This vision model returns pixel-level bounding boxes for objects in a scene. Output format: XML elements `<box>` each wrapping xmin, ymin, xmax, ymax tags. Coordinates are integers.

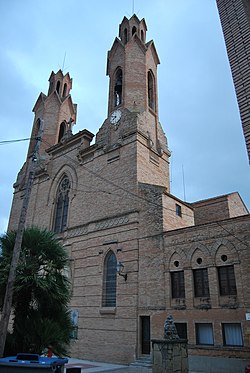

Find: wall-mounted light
<box><xmin>117</xmin><ymin>261</ymin><xmax>127</xmax><ymax>281</ymax></box>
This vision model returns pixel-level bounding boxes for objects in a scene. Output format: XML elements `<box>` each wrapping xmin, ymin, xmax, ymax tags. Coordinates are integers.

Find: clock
<box><xmin>110</xmin><ymin>109</ymin><xmax>122</xmax><ymax>124</ymax></box>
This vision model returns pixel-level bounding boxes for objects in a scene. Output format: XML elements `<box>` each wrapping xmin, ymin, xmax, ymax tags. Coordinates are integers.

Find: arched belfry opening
<box><xmin>114</xmin><ymin>68</ymin><xmax>123</xmax><ymax>107</ymax></box>
<box><xmin>132</xmin><ymin>26</ymin><xmax>137</xmax><ymax>36</ymax></box>
<box><xmin>124</xmin><ymin>28</ymin><xmax>128</xmax><ymax>44</ymax></box>
<box><xmin>141</xmin><ymin>29</ymin><xmax>145</xmax><ymax>42</ymax></box>
<box><xmin>62</xmin><ymin>83</ymin><xmax>67</xmax><ymax>97</ymax></box>
<box><xmin>58</xmin><ymin>122</ymin><xmax>66</xmax><ymax>142</ymax></box>
<box><xmin>56</xmin><ymin>81</ymin><xmax>61</xmax><ymax>94</ymax></box>
<box><xmin>148</xmin><ymin>70</ymin><xmax>155</xmax><ymax>111</ymax></box>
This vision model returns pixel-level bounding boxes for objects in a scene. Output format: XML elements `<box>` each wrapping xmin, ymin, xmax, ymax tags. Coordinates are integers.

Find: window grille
<box><xmin>218</xmin><ymin>265</ymin><xmax>237</xmax><ymax>296</ymax></box>
<box><xmin>193</xmin><ymin>268</ymin><xmax>210</xmax><ymax>297</ymax></box>
<box><xmin>171</xmin><ymin>271</ymin><xmax>185</xmax><ymax>298</ymax></box>
<box><xmin>102</xmin><ymin>251</ymin><xmax>117</xmax><ymax>307</ymax></box>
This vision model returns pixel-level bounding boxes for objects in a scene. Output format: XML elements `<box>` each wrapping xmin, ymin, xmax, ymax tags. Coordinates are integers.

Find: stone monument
<box><xmin>151</xmin><ymin>315</ymin><xmax>189</xmax><ymax>373</ymax></box>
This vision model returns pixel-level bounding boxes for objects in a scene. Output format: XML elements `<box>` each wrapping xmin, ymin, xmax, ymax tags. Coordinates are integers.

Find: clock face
<box><xmin>110</xmin><ymin>109</ymin><xmax>122</xmax><ymax>124</ymax></box>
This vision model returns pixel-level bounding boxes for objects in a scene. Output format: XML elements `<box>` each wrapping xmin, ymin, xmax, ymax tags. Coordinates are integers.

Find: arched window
<box><xmin>102</xmin><ymin>251</ymin><xmax>117</xmax><ymax>307</ymax></box>
<box><xmin>114</xmin><ymin>68</ymin><xmax>123</xmax><ymax>107</ymax></box>
<box><xmin>54</xmin><ymin>175</ymin><xmax>70</xmax><ymax>233</ymax></box>
<box><xmin>124</xmin><ymin>28</ymin><xmax>128</xmax><ymax>44</ymax></box>
<box><xmin>132</xmin><ymin>26</ymin><xmax>137</xmax><ymax>36</ymax></box>
<box><xmin>148</xmin><ymin>70</ymin><xmax>155</xmax><ymax>111</ymax></box>
<box><xmin>141</xmin><ymin>30</ymin><xmax>145</xmax><ymax>42</ymax></box>
<box><xmin>58</xmin><ymin>122</ymin><xmax>66</xmax><ymax>142</ymax></box>
<box><xmin>62</xmin><ymin>83</ymin><xmax>67</xmax><ymax>97</ymax></box>
<box><xmin>56</xmin><ymin>81</ymin><xmax>61</xmax><ymax>94</ymax></box>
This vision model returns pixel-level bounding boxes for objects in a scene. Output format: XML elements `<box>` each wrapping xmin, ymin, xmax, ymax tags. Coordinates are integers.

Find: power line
<box><xmin>0</xmin><ymin>138</ymin><xmax>32</xmax><ymax>145</ymax></box>
<box><xmin>41</xmin><ymin>138</ymin><xmax>195</xmax><ymax>219</ymax></box>
<box><xmin>3</xmin><ymin>135</ymin><xmax>249</xmax><ymax>248</ymax></box>
<box><xmin>41</xmin><ymin>137</ymin><xmax>250</xmax><ymax>250</ymax></box>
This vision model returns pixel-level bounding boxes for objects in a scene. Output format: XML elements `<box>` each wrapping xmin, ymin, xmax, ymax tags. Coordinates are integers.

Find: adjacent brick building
<box><xmin>216</xmin><ymin>0</ymin><xmax>250</xmax><ymax>163</ymax></box>
<box><xmin>7</xmin><ymin>14</ymin><xmax>250</xmax><ymax>372</ymax></box>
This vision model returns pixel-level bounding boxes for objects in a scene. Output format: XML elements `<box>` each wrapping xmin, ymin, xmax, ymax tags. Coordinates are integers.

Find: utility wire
<box><xmin>0</xmin><ymin>138</ymin><xmax>32</xmax><ymax>145</ymax></box>
<box><xmin>3</xmin><ymin>136</ymin><xmax>249</xmax><ymax>248</ymax></box>
<box><xmin>41</xmin><ymin>137</ymin><xmax>250</xmax><ymax>250</ymax></box>
<box><xmin>42</xmin><ymin>138</ymin><xmax>195</xmax><ymax>219</ymax></box>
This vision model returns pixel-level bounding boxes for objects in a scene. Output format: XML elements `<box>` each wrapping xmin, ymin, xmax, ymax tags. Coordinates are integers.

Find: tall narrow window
<box><xmin>56</xmin><ymin>81</ymin><xmax>61</xmax><ymax>94</ymax></box>
<box><xmin>62</xmin><ymin>83</ymin><xmax>67</xmax><ymax>97</ymax></box>
<box><xmin>171</xmin><ymin>271</ymin><xmax>185</xmax><ymax>298</ymax></box>
<box><xmin>132</xmin><ymin>26</ymin><xmax>137</xmax><ymax>35</ymax></box>
<box><xmin>114</xmin><ymin>68</ymin><xmax>123</xmax><ymax>107</ymax></box>
<box><xmin>124</xmin><ymin>28</ymin><xmax>128</xmax><ymax>44</ymax></box>
<box><xmin>58</xmin><ymin>122</ymin><xmax>66</xmax><ymax>142</ymax></box>
<box><xmin>54</xmin><ymin>176</ymin><xmax>70</xmax><ymax>233</ymax></box>
<box><xmin>193</xmin><ymin>268</ymin><xmax>210</xmax><ymax>297</ymax></box>
<box><xmin>148</xmin><ymin>70</ymin><xmax>155</xmax><ymax>111</ymax></box>
<box><xmin>218</xmin><ymin>265</ymin><xmax>237</xmax><ymax>296</ymax></box>
<box><xmin>141</xmin><ymin>30</ymin><xmax>145</xmax><ymax>42</ymax></box>
<box><xmin>176</xmin><ymin>204</ymin><xmax>182</xmax><ymax>217</ymax></box>
<box><xmin>102</xmin><ymin>251</ymin><xmax>117</xmax><ymax>307</ymax></box>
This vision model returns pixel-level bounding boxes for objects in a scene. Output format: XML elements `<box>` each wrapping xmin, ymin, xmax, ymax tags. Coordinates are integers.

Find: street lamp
<box><xmin>116</xmin><ymin>261</ymin><xmax>127</xmax><ymax>281</ymax></box>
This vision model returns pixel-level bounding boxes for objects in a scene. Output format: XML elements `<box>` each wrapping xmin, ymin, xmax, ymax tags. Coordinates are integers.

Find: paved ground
<box><xmin>65</xmin><ymin>358</ymin><xmax>152</xmax><ymax>372</ymax></box>
<box><xmin>98</xmin><ymin>368</ymin><xmax>151</xmax><ymax>372</ymax></box>
<box><xmin>65</xmin><ymin>358</ymin><xmax>199</xmax><ymax>372</ymax></box>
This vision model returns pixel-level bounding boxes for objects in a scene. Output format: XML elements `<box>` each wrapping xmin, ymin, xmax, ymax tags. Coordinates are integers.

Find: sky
<box><xmin>0</xmin><ymin>0</ymin><xmax>249</xmax><ymax>235</ymax></box>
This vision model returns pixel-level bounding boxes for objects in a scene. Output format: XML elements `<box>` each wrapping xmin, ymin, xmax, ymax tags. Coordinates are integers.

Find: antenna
<box><xmin>62</xmin><ymin>52</ymin><xmax>66</xmax><ymax>72</ymax></box>
<box><xmin>132</xmin><ymin>0</ymin><xmax>134</xmax><ymax>14</ymax></box>
<box><xmin>182</xmin><ymin>164</ymin><xmax>186</xmax><ymax>202</ymax></box>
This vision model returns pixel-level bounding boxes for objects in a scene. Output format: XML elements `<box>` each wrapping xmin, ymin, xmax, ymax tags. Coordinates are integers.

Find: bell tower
<box><xmin>97</xmin><ymin>14</ymin><xmax>171</xmax><ymax>191</ymax></box>
<box><xmin>107</xmin><ymin>14</ymin><xmax>159</xmax><ymax>116</ymax></box>
<box><xmin>27</xmin><ymin>69</ymin><xmax>77</xmax><ymax>160</ymax></box>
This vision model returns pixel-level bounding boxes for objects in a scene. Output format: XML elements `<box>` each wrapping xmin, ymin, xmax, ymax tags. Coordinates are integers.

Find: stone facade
<box><xmin>216</xmin><ymin>0</ymin><xmax>250</xmax><ymax>163</ymax></box>
<box><xmin>7</xmin><ymin>13</ymin><xmax>250</xmax><ymax>370</ymax></box>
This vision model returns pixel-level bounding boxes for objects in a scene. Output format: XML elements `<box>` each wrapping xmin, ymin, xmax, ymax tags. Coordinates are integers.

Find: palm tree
<box><xmin>0</xmin><ymin>227</ymin><xmax>72</xmax><ymax>356</ymax></box>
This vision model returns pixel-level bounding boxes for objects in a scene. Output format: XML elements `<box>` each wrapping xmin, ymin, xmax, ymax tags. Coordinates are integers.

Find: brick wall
<box><xmin>216</xmin><ymin>0</ymin><xmax>250</xmax><ymax>163</ymax></box>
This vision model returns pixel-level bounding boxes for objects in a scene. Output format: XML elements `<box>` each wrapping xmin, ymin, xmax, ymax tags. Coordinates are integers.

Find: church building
<box><xmin>8</xmin><ymin>14</ymin><xmax>250</xmax><ymax>371</ymax></box>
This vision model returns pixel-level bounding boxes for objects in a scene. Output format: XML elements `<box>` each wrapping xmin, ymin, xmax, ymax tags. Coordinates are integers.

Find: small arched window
<box><xmin>132</xmin><ymin>26</ymin><xmax>137</xmax><ymax>36</ymax></box>
<box><xmin>62</xmin><ymin>83</ymin><xmax>67</xmax><ymax>97</ymax></box>
<box><xmin>141</xmin><ymin>30</ymin><xmax>145</xmax><ymax>42</ymax></box>
<box><xmin>56</xmin><ymin>81</ymin><xmax>61</xmax><ymax>94</ymax></box>
<box><xmin>54</xmin><ymin>175</ymin><xmax>70</xmax><ymax>233</ymax></box>
<box><xmin>102</xmin><ymin>251</ymin><xmax>117</xmax><ymax>307</ymax></box>
<box><xmin>148</xmin><ymin>70</ymin><xmax>155</xmax><ymax>111</ymax></box>
<box><xmin>124</xmin><ymin>28</ymin><xmax>128</xmax><ymax>44</ymax></box>
<box><xmin>58</xmin><ymin>122</ymin><xmax>66</xmax><ymax>142</ymax></box>
<box><xmin>114</xmin><ymin>68</ymin><xmax>123</xmax><ymax>107</ymax></box>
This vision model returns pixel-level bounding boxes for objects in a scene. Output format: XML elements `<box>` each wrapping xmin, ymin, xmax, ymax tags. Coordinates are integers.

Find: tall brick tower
<box><xmin>216</xmin><ymin>0</ymin><xmax>250</xmax><ymax>163</ymax></box>
<box><xmin>27</xmin><ymin>70</ymin><xmax>77</xmax><ymax>160</ymax></box>
<box><xmin>96</xmin><ymin>14</ymin><xmax>171</xmax><ymax>190</ymax></box>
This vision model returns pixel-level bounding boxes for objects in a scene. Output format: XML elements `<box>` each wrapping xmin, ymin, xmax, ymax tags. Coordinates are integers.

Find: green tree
<box><xmin>0</xmin><ymin>227</ymin><xmax>72</xmax><ymax>356</ymax></box>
